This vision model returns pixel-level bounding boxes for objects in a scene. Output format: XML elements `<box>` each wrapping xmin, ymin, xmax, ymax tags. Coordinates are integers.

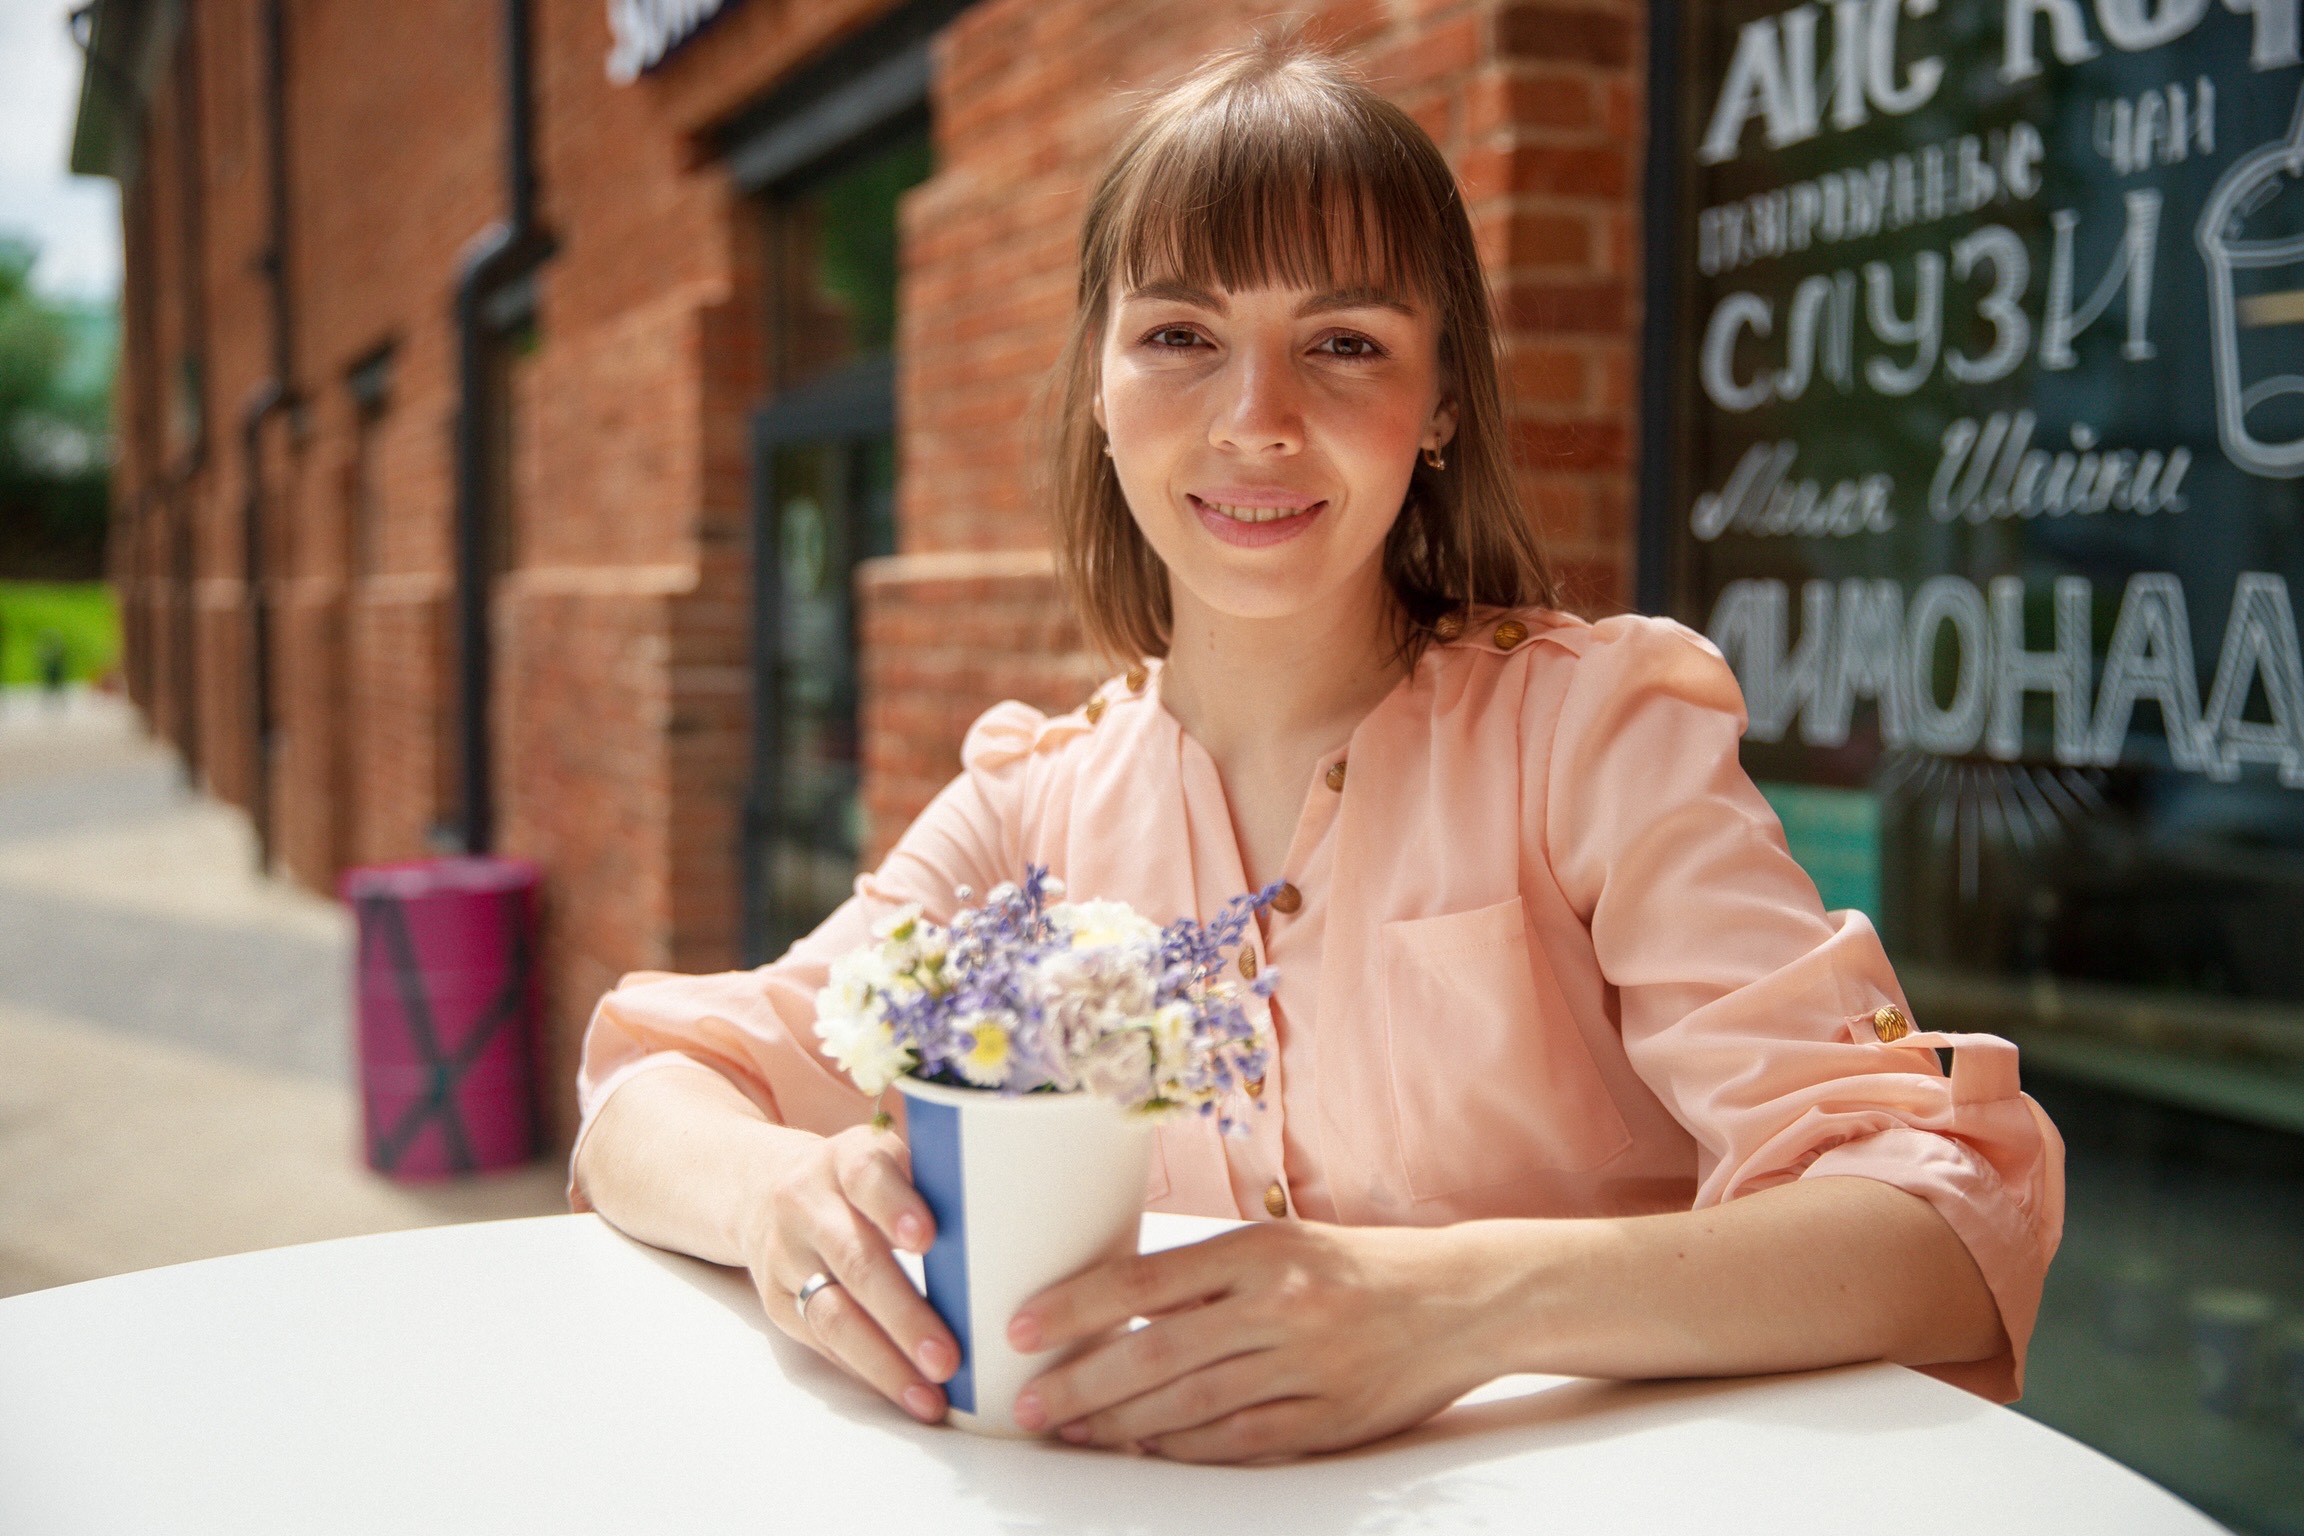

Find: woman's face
<box><xmin>1094</xmin><ymin>275</ymin><xmax>1454</xmax><ymax>628</ymax></box>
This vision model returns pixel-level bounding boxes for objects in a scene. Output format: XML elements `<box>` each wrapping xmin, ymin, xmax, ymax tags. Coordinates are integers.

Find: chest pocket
<box><xmin>1381</xmin><ymin>896</ymin><xmax>1631</xmax><ymax>1199</ymax></box>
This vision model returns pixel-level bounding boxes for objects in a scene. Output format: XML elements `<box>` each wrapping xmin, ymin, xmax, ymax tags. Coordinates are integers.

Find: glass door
<box><xmin>744</xmin><ymin>128</ymin><xmax>928</xmax><ymax>963</ymax></box>
<box><xmin>752</xmin><ymin>430</ymin><xmax>895</xmax><ymax>959</ymax></box>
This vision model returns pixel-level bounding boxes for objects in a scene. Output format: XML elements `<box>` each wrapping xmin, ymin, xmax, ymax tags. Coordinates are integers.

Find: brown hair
<box><xmin>1045</xmin><ymin>28</ymin><xmax>1557</xmax><ymax>666</ymax></box>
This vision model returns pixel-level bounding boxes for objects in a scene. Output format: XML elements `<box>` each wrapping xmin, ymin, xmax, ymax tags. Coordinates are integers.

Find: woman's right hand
<box><xmin>741</xmin><ymin>1119</ymin><xmax>959</xmax><ymax>1423</ymax></box>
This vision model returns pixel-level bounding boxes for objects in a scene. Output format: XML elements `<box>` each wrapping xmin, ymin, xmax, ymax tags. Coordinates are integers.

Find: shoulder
<box><xmin>1425</xmin><ymin>606</ymin><xmax>1748</xmax><ymax>749</ymax></box>
<box><xmin>958</xmin><ymin>663</ymin><xmax>1160</xmax><ymax>778</ymax></box>
<box><xmin>1430</xmin><ymin>606</ymin><xmax>1735</xmax><ymax>697</ymax></box>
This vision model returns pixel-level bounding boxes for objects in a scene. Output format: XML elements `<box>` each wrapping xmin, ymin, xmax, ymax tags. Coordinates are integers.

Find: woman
<box><xmin>572</xmin><ymin>34</ymin><xmax>2063</xmax><ymax>1464</ymax></box>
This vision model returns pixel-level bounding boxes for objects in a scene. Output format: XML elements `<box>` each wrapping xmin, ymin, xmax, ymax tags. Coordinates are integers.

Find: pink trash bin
<box><xmin>342</xmin><ymin>857</ymin><xmax>543</xmax><ymax>1179</ymax></box>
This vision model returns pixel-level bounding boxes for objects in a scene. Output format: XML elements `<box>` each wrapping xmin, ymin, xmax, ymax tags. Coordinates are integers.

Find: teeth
<box><xmin>1206</xmin><ymin>501</ymin><xmax>1310</xmax><ymax>524</ymax></box>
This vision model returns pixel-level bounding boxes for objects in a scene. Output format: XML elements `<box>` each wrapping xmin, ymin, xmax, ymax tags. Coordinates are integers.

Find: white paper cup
<box><xmin>897</xmin><ymin>1076</ymin><xmax>1154</xmax><ymax>1436</ymax></box>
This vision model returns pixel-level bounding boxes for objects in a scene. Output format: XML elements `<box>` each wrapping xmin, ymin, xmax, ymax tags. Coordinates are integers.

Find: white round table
<box><xmin>0</xmin><ymin>1213</ymin><xmax>2224</xmax><ymax>1534</ymax></box>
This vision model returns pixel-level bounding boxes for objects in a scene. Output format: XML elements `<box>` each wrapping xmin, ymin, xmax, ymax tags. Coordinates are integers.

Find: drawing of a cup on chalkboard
<box><xmin>2197</xmin><ymin>85</ymin><xmax>2304</xmax><ymax>478</ymax></box>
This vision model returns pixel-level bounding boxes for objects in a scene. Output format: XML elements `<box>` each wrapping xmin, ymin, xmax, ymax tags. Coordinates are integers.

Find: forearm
<box><xmin>573</xmin><ymin>1063</ymin><xmax>818</xmax><ymax>1267</ymax></box>
<box><xmin>1448</xmin><ymin>1176</ymin><xmax>2006</xmax><ymax>1383</ymax></box>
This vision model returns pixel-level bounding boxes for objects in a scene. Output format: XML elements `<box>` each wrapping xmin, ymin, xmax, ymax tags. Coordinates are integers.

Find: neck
<box><xmin>1156</xmin><ymin>567</ymin><xmax>1407</xmax><ymax>762</ymax></box>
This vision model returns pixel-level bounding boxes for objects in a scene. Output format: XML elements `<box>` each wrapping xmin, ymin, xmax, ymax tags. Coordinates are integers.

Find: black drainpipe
<box><xmin>450</xmin><ymin>0</ymin><xmax>552</xmax><ymax>855</ymax></box>
<box><xmin>241</xmin><ymin>0</ymin><xmax>292</xmax><ymax>869</ymax></box>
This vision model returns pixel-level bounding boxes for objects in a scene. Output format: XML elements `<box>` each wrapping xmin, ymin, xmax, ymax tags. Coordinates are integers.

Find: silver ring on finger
<box><xmin>795</xmin><ymin>1270</ymin><xmax>841</xmax><ymax>1320</ymax></box>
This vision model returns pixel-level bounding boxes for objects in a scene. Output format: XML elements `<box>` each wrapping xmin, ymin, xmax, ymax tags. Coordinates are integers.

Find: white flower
<box><xmin>1051</xmin><ymin>899</ymin><xmax>1161</xmax><ymax>951</ymax></box>
<box><xmin>815</xmin><ymin>948</ymin><xmax>917</xmax><ymax>1095</ymax></box>
<box><xmin>1145</xmin><ymin>1001</ymin><xmax>1198</xmax><ymax>1080</ymax></box>
<box><xmin>818</xmin><ymin>948</ymin><xmax>885</xmax><ymax>1025</ymax></box>
<box><xmin>871</xmin><ymin>903</ymin><xmax>925</xmax><ymax>943</ymax></box>
<box><xmin>1030</xmin><ymin>944</ymin><xmax>1156</xmax><ymax>1054</ymax></box>
<box><xmin>813</xmin><ymin>1005</ymin><xmax>913</xmax><ymax>1096</ymax></box>
<box><xmin>954</xmin><ymin>1009</ymin><xmax>1017</xmax><ymax>1088</ymax></box>
<box><xmin>1075</xmin><ymin>1030</ymin><xmax>1154</xmax><ymax>1105</ymax></box>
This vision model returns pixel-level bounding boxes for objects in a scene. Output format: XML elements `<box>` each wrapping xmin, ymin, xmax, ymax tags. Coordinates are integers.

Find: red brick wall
<box><xmin>857</xmin><ymin>551</ymin><xmax>1104</xmax><ymax>864</ymax></box>
<box><xmin>107</xmin><ymin>0</ymin><xmax>1648</xmax><ymax>1146</ymax></box>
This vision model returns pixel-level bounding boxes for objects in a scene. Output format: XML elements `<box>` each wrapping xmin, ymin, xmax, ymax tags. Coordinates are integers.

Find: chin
<box><xmin>1172</xmin><ymin>563</ymin><xmax>1351</xmax><ymax>625</ymax></box>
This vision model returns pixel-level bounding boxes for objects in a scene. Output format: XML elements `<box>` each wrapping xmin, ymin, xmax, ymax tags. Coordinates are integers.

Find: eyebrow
<box><xmin>1121</xmin><ymin>280</ymin><xmax>1417</xmax><ymax>318</ymax></box>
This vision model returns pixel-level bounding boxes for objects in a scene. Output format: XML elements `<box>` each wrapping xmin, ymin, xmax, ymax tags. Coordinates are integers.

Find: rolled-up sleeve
<box><xmin>1542</xmin><ymin>615</ymin><xmax>2065</xmax><ymax>1400</ymax></box>
<box><xmin>568</xmin><ymin>700</ymin><xmax>1049</xmax><ymax>1207</ymax></box>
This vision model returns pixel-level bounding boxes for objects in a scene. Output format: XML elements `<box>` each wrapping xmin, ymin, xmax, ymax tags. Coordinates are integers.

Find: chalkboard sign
<box><xmin>1658</xmin><ymin>0</ymin><xmax>2304</xmax><ymax>1002</ymax></box>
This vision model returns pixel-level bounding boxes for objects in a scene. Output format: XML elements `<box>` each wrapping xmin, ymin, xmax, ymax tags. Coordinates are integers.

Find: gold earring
<box><xmin>1422</xmin><ymin>444</ymin><xmax>1446</xmax><ymax>470</ymax></box>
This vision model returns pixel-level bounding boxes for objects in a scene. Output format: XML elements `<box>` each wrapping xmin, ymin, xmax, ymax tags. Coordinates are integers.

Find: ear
<box><xmin>1425</xmin><ymin>396</ymin><xmax>1458</xmax><ymax>453</ymax></box>
<box><xmin>1092</xmin><ymin>391</ymin><xmax>1107</xmax><ymax>434</ymax></box>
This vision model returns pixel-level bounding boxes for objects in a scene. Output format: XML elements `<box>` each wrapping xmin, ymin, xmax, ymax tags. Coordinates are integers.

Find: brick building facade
<box><xmin>74</xmin><ymin>0</ymin><xmax>1648</xmax><ymax>1140</ymax></box>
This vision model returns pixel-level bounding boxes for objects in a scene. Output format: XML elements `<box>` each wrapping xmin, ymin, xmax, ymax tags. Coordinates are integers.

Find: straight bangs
<box><xmin>1092</xmin><ymin>84</ymin><xmax>1455</xmax><ymax>319</ymax></box>
<box><xmin>1049</xmin><ymin>33</ymin><xmax>1559</xmax><ymax>667</ymax></box>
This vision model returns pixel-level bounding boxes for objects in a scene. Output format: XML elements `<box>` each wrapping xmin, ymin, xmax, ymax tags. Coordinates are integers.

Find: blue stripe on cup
<box><xmin>906</xmin><ymin>1093</ymin><xmax>974</xmax><ymax>1414</ymax></box>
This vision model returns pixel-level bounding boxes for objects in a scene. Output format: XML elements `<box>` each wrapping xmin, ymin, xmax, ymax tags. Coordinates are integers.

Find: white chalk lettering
<box><xmin>2201</xmin><ymin>573</ymin><xmax>2304</xmax><ymax>784</ymax></box>
<box><xmin>2042</xmin><ymin>189</ymin><xmax>2162</xmax><ymax>367</ymax></box>
<box><xmin>1864</xmin><ymin>253</ymin><xmax>1945</xmax><ymax>394</ymax></box>
<box><xmin>1947</xmin><ymin>225</ymin><xmax>2032</xmax><ymax>382</ymax></box>
<box><xmin>2003</xmin><ymin>0</ymin><xmax>2101</xmax><ymax>79</ymax></box>
<box><xmin>1931</xmin><ymin>414</ymin><xmax>2194</xmax><ymax>520</ymax></box>
<box><xmin>1990</xmin><ymin>575</ymin><xmax>2096</xmax><ymax>762</ymax></box>
<box><xmin>1690</xmin><ymin>441</ymin><xmax>1899</xmax><ymax>539</ymax></box>
<box><xmin>1701</xmin><ymin>292</ymin><xmax>1779</xmax><ymax>411</ymax></box>
<box><xmin>1698</xmin><ymin>126</ymin><xmax>2045</xmax><ymax>276</ymax></box>
<box><xmin>2091</xmin><ymin>573</ymin><xmax>2210</xmax><ymax>769</ymax></box>
<box><xmin>1702</xmin><ymin>0</ymin><xmax>1945</xmax><ymax>163</ymax></box>
<box><xmin>2095</xmin><ymin>78</ymin><xmax>2218</xmax><ymax>173</ymax></box>
<box><xmin>1708</xmin><ymin>575</ymin><xmax>2303</xmax><ymax>783</ymax></box>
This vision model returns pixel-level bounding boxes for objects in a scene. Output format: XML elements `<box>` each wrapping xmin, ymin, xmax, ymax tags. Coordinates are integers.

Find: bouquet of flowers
<box><xmin>814</xmin><ymin>866</ymin><xmax>1276</xmax><ymax>1130</ymax></box>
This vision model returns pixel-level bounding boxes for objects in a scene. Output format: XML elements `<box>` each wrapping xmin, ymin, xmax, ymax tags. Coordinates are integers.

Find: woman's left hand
<box><xmin>1005</xmin><ymin>1221</ymin><xmax>1491</xmax><ymax>1463</ymax></box>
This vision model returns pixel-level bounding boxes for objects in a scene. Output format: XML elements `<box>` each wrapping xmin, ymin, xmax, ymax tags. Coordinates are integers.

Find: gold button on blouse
<box><xmin>1872</xmin><ymin>1004</ymin><xmax>1910</xmax><ymax>1042</ymax></box>
<box><xmin>1238</xmin><ymin>948</ymin><xmax>1258</xmax><ymax>979</ymax></box>
<box><xmin>1263</xmin><ymin>1182</ymin><xmax>1288</xmax><ymax>1219</ymax></box>
<box><xmin>1269</xmin><ymin>881</ymin><xmax>1302</xmax><ymax>915</ymax></box>
<box><xmin>1125</xmin><ymin>664</ymin><xmax>1148</xmax><ymax>692</ymax></box>
<box><xmin>1433</xmin><ymin>613</ymin><xmax>1464</xmax><ymax>641</ymax></box>
<box><xmin>1244</xmin><ymin>1075</ymin><xmax>1265</xmax><ymax>1099</ymax></box>
<box><xmin>1325</xmin><ymin>761</ymin><xmax>1347</xmax><ymax>792</ymax></box>
<box><xmin>1084</xmin><ymin>695</ymin><xmax>1107</xmax><ymax>724</ymax></box>
<box><xmin>1493</xmin><ymin>619</ymin><xmax>1530</xmax><ymax>650</ymax></box>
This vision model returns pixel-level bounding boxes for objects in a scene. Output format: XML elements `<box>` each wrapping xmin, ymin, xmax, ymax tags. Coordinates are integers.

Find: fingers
<box><xmin>1047</xmin><ymin>1345</ymin><xmax>1287</xmax><ymax>1449</ymax></box>
<box><xmin>1014</xmin><ymin>1300</ymin><xmax>1249</xmax><ymax>1434</ymax></box>
<box><xmin>746</xmin><ymin>1133</ymin><xmax>960</xmax><ymax>1427</ymax></box>
<box><xmin>794</xmin><ymin>1280</ymin><xmax>949</xmax><ymax>1424</ymax></box>
<box><xmin>808</xmin><ymin>1192</ymin><xmax>960</xmax><ymax>1384</ymax></box>
<box><xmin>834</xmin><ymin>1128</ymin><xmax>936</xmax><ymax>1256</ymax></box>
<box><xmin>1012</xmin><ymin>1234</ymin><xmax>1242</xmax><ymax>1353</ymax></box>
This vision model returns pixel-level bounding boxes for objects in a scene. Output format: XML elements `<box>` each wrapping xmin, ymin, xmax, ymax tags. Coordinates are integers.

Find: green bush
<box><xmin>0</xmin><ymin>581</ymin><xmax>118</xmax><ymax>686</ymax></box>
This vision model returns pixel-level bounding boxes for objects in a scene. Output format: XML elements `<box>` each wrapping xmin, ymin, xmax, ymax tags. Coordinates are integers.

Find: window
<box><xmin>745</xmin><ymin>127</ymin><xmax>928</xmax><ymax>963</ymax></box>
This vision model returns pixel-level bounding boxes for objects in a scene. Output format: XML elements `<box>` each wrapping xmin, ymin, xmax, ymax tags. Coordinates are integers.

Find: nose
<box><xmin>1209</xmin><ymin>339</ymin><xmax>1304</xmax><ymax>457</ymax></box>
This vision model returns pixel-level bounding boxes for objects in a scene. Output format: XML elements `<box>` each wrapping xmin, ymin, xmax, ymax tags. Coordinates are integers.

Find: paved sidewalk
<box><xmin>0</xmin><ymin>688</ymin><xmax>562</xmax><ymax>1299</ymax></box>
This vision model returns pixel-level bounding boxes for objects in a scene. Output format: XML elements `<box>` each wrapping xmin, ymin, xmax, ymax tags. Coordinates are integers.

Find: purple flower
<box><xmin>812</xmin><ymin>865</ymin><xmax>1278</xmax><ymax>1130</ymax></box>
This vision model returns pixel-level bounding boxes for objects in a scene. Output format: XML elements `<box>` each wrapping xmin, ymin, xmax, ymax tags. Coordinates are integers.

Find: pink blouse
<box><xmin>571</xmin><ymin>608</ymin><xmax>2065</xmax><ymax>1400</ymax></box>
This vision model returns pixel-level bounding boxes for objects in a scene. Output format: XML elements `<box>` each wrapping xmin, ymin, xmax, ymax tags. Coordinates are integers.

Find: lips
<box><xmin>1187</xmin><ymin>493</ymin><xmax>1327</xmax><ymax>548</ymax></box>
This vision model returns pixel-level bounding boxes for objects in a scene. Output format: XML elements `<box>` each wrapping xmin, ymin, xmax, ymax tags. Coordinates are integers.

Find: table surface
<box><xmin>0</xmin><ymin>1213</ymin><xmax>2225</xmax><ymax>1536</ymax></box>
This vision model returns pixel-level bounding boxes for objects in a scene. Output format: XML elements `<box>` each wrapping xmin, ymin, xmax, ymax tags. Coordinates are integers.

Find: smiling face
<box><xmin>1094</xmin><ymin>277</ymin><xmax>1455</xmax><ymax>627</ymax></box>
<box><xmin>1046</xmin><ymin>41</ymin><xmax>1554</xmax><ymax>665</ymax></box>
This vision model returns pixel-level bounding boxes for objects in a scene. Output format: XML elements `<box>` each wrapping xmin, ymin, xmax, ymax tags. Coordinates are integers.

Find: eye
<box><xmin>1315</xmin><ymin>332</ymin><xmax>1386</xmax><ymax>360</ymax></box>
<box><xmin>1140</xmin><ymin>325</ymin><xmax>1205</xmax><ymax>350</ymax></box>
